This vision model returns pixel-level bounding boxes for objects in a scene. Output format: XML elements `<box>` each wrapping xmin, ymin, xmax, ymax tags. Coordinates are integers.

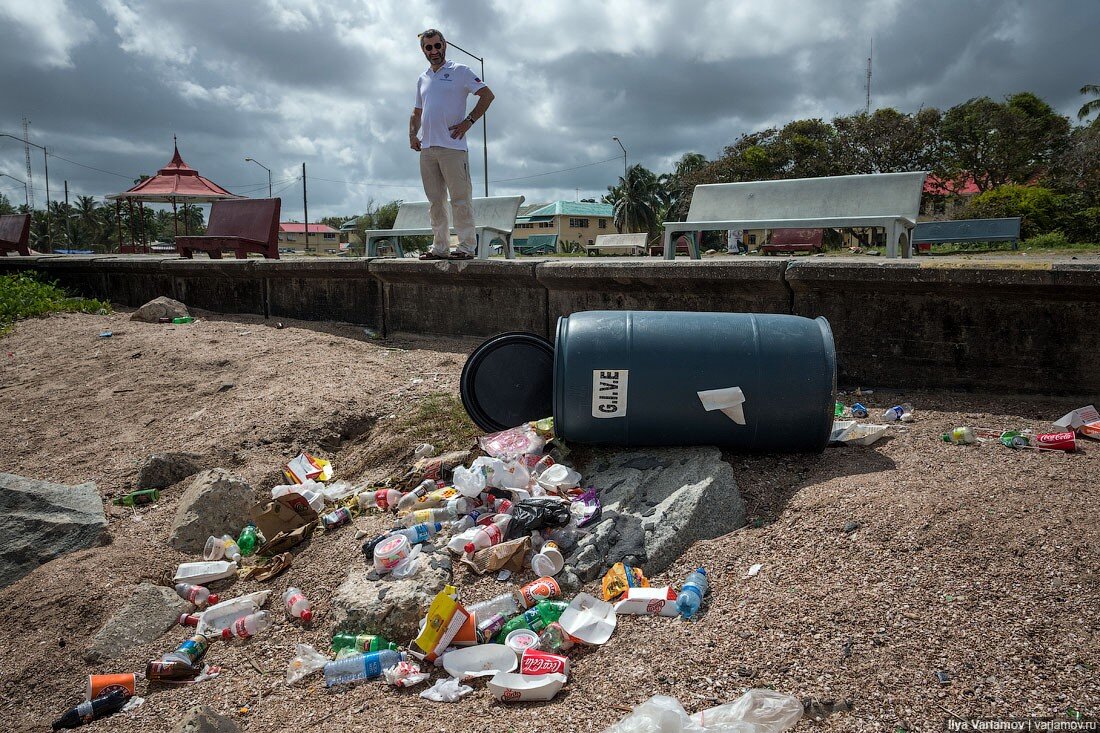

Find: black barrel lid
<box><xmin>460</xmin><ymin>331</ymin><xmax>554</xmax><ymax>433</ymax></box>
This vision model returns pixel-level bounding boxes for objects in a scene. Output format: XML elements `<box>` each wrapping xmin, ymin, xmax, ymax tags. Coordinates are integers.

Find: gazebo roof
<box><xmin>109</xmin><ymin>143</ymin><xmax>241</xmax><ymax>203</ymax></box>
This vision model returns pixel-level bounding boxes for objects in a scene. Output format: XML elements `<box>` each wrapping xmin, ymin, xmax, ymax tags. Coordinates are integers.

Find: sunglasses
<box><xmin>423</xmin><ymin>42</ymin><xmax>443</xmax><ymax>51</ymax></box>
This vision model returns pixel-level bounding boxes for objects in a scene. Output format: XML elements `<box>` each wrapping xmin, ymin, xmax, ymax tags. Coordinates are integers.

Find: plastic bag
<box><xmin>452</xmin><ymin>465</ymin><xmax>487</xmax><ymax>497</ymax></box>
<box><xmin>286</xmin><ymin>644</ymin><xmax>330</xmax><ymax>685</ymax></box>
<box><xmin>479</xmin><ymin>424</ymin><xmax>546</xmax><ymax>458</ymax></box>
<box><xmin>390</xmin><ymin>545</ymin><xmax>423</xmax><ymax>579</ymax></box>
<box><xmin>601</xmin><ymin>562</ymin><xmax>649</xmax><ymax>602</ymax></box>
<box><xmin>571</xmin><ymin>487</ymin><xmax>602</xmax><ymax>527</ymax></box>
<box><xmin>505</xmin><ymin>498</ymin><xmax>572</xmax><ymax>540</ymax></box>
<box><xmin>691</xmin><ymin>689</ymin><xmax>803</xmax><ymax>732</ymax></box>
<box><xmin>602</xmin><ymin>695</ymin><xmax>703</xmax><ymax>733</ymax></box>
<box><xmin>419</xmin><ymin>677</ymin><xmax>473</xmax><ymax>703</ymax></box>
<box><xmin>384</xmin><ymin>660</ymin><xmax>430</xmax><ymax>688</ymax></box>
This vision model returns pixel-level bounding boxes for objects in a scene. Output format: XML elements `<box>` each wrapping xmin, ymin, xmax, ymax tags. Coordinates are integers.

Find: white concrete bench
<box><xmin>663</xmin><ymin>172</ymin><xmax>927</xmax><ymax>260</ymax></box>
<box><xmin>365</xmin><ymin>195</ymin><xmax>524</xmax><ymax>259</ymax></box>
<box><xmin>586</xmin><ymin>233</ymin><xmax>647</xmax><ymax>256</ymax></box>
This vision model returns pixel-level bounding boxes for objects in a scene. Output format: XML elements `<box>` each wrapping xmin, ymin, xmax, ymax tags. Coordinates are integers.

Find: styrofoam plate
<box><xmin>442</xmin><ymin>644</ymin><xmax>517</xmax><ymax>679</ymax></box>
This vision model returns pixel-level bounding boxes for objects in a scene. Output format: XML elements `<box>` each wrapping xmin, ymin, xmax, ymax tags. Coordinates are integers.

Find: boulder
<box><xmin>131</xmin><ymin>296</ymin><xmax>190</xmax><ymax>323</ymax></box>
<box><xmin>169</xmin><ymin>469</ymin><xmax>255</xmax><ymax>554</ymax></box>
<box><xmin>171</xmin><ymin>705</ymin><xmax>242</xmax><ymax>733</ymax></box>
<box><xmin>570</xmin><ymin>447</ymin><xmax>744</xmax><ymax>581</ymax></box>
<box><xmin>0</xmin><ymin>473</ymin><xmax>108</xmax><ymax>588</ymax></box>
<box><xmin>137</xmin><ymin>452</ymin><xmax>204</xmax><ymax>491</ymax></box>
<box><xmin>84</xmin><ymin>583</ymin><xmax>192</xmax><ymax>663</ymax></box>
<box><xmin>331</xmin><ymin>547</ymin><xmax>452</xmax><ymax>642</ymax></box>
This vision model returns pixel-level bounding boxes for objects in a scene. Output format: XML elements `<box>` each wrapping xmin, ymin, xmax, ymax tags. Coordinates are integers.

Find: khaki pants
<box><xmin>419</xmin><ymin>147</ymin><xmax>476</xmax><ymax>256</ymax></box>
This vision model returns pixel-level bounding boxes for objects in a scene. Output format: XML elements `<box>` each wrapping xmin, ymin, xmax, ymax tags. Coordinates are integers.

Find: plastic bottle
<box><xmin>397</xmin><ymin>479</ymin><xmax>437</xmax><ymax>511</ymax></box>
<box><xmin>357</xmin><ymin>488</ymin><xmax>402</xmax><ymax>512</ymax></box>
<box><xmin>112</xmin><ymin>489</ymin><xmax>160</xmax><ymax>507</ymax></box>
<box><xmin>391</xmin><ymin>521</ymin><xmax>445</xmax><ymax>545</ymax></box>
<box><xmin>538</xmin><ymin>621</ymin><xmax>576</xmax><ymax>653</ymax></box>
<box><xmin>331</xmin><ymin>632</ymin><xmax>399</xmax><ymax>654</ymax></box>
<box><xmin>399</xmin><ymin>500</ymin><xmax>468</xmax><ymax>527</ymax></box>
<box><xmin>942</xmin><ymin>426</ymin><xmax>977</xmax><ymax>445</ymax></box>
<box><xmin>175</xmin><ymin>582</ymin><xmax>219</xmax><ymax>607</ymax></box>
<box><xmin>445</xmin><ymin>525</ymin><xmax>482</xmax><ymax>554</ymax></box>
<box><xmin>463</xmin><ymin>515</ymin><xmax>511</xmax><ymax>555</ymax></box>
<box><xmin>323</xmin><ymin>649</ymin><xmax>405</xmax><ymax>687</ymax></box>
<box><xmin>451</xmin><ymin>509</ymin><xmax>488</xmax><ymax>533</ymax></box>
<box><xmin>52</xmin><ymin>689</ymin><xmax>130</xmax><ymax>730</ymax></box>
<box><xmin>321</xmin><ymin>507</ymin><xmax>352</xmax><ymax>530</ymax></box>
<box><xmin>882</xmin><ymin>403</ymin><xmax>914</xmax><ymax>422</ymax></box>
<box><xmin>237</xmin><ymin>523</ymin><xmax>260</xmax><ymax>557</ymax></box>
<box><xmin>676</xmin><ymin>568</ymin><xmax>709</xmax><ymax>620</ymax></box>
<box><xmin>493</xmin><ymin>600</ymin><xmax>569</xmax><ymax>642</ymax></box>
<box><xmin>146</xmin><ymin>633</ymin><xmax>211</xmax><ymax>681</ymax></box>
<box><xmin>283</xmin><ymin>587</ymin><xmax>313</xmax><ymax>622</ymax></box>
<box><xmin>196</xmin><ymin>590</ymin><xmax>270</xmax><ymax>635</ymax></box>
<box><xmin>178</xmin><ymin>613</ymin><xmax>201</xmax><ymax>627</ymax></box>
<box><xmin>221</xmin><ymin>611</ymin><xmax>271</xmax><ymax>640</ymax></box>
<box><xmin>466</xmin><ymin>592</ymin><xmax>521</xmax><ymax>621</ymax></box>
<box><xmin>173</xmin><ymin>561</ymin><xmax>238</xmax><ymax>585</ymax></box>
<box><xmin>220</xmin><ymin>535</ymin><xmax>242</xmax><ymax>563</ymax></box>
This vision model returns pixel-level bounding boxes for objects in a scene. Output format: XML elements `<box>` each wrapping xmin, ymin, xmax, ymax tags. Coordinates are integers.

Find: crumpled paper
<box><xmin>460</xmin><ymin>536</ymin><xmax>530</xmax><ymax>575</ymax></box>
<box><xmin>383</xmin><ymin>660</ymin><xmax>430</xmax><ymax>688</ymax></box>
<box><xmin>419</xmin><ymin>677</ymin><xmax>473</xmax><ymax>703</ymax></box>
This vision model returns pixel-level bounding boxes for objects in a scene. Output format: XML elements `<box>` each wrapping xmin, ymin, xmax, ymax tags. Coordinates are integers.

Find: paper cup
<box><xmin>87</xmin><ymin>673</ymin><xmax>136</xmax><ymax>700</ymax></box>
<box><xmin>504</xmin><ymin>629</ymin><xmax>540</xmax><ymax>657</ymax></box>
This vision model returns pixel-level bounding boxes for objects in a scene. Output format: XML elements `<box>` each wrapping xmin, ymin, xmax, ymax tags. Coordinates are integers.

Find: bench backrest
<box><xmin>516</xmin><ymin>233</ymin><xmax>557</xmax><ymax>254</ymax></box>
<box><xmin>391</xmin><ymin>195</ymin><xmax>525</xmax><ymax>232</ymax></box>
<box><xmin>593</xmin><ymin>233</ymin><xmax>647</xmax><ymax>247</ymax></box>
<box><xmin>0</xmin><ymin>214</ymin><xmax>30</xmax><ymax>245</ymax></box>
<box><xmin>205</xmin><ymin>198</ymin><xmax>280</xmax><ymax>243</ymax></box>
<box><xmin>685</xmin><ymin>172</ymin><xmax>927</xmax><ymax>223</ymax></box>
<box><xmin>912</xmin><ymin>217</ymin><xmax>1021</xmax><ymax>243</ymax></box>
<box><xmin>769</xmin><ymin>228</ymin><xmax>823</xmax><ymax>246</ymax></box>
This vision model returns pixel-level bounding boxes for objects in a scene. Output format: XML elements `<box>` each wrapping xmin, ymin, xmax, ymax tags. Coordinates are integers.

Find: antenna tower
<box><xmin>865</xmin><ymin>39</ymin><xmax>872</xmax><ymax>114</ymax></box>
<box><xmin>22</xmin><ymin>117</ymin><xmax>35</xmax><ymax>208</ymax></box>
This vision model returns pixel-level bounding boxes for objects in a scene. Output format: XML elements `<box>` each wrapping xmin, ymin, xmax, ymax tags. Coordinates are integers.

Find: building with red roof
<box><xmin>277</xmin><ymin>222</ymin><xmax>341</xmax><ymax>253</ymax></box>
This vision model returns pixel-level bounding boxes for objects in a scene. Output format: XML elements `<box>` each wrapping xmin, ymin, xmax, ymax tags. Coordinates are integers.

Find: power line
<box><xmin>490</xmin><ymin>156</ymin><xmax>620</xmax><ymax>183</ymax></box>
<box><xmin>45</xmin><ymin>151</ymin><xmax>133</xmax><ymax>180</ymax></box>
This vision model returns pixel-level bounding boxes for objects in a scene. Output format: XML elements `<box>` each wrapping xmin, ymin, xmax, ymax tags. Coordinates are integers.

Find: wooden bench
<box><xmin>176</xmin><ymin>198</ymin><xmax>280</xmax><ymax>259</ymax></box>
<box><xmin>663</xmin><ymin>172</ymin><xmax>927</xmax><ymax>260</ymax></box>
<box><xmin>586</xmin><ymin>232</ymin><xmax>646</xmax><ymax>256</ymax></box>
<box><xmin>364</xmin><ymin>195</ymin><xmax>524</xmax><ymax>259</ymax></box>
<box><xmin>912</xmin><ymin>217</ymin><xmax>1022</xmax><ymax>252</ymax></box>
<box><xmin>0</xmin><ymin>214</ymin><xmax>31</xmax><ymax>256</ymax></box>
<box><xmin>760</xmin><ymin>228</ymin><xmax>824</xmax><ymax>255</ymax></box>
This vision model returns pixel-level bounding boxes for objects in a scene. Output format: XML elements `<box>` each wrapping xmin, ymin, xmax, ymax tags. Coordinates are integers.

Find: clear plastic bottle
<box><xmin>676</xmin><ymin>568</ymin><xmax>709</xmax><ymax>620</ymax></box>
<box><xmin>451</xmin><ymin>509</ymin><xmax>489</xmax><ymax>533</ymax></box>
<box><xmin>220</xmin><ymin>535</ymin><xmax>242</xmax><ymax>563</ymax></box>
<box><xmin>221</xmin><ymin>610</ymin><xmax>271</xmax><ymax>640</ymax></box>
<box><xmin>463</xmin><ymin>515</ymin><xmax>511</xmax><ymax>555</ymax></box>
<box><xmin>399</xmin><ymin>500</ymin><xmax>468</xmax><ymax>527</ymax></box>
<box><xmin>391</xmin><ymin>521</ymin><xmax>445</xmax><ymax>545</ymax></box>
<box><xmin>397</xmin><ymin>479</ymin><xmax>437</xmax><ymax>511</ymax></box>
<box><xmin>357</xmin><ymin>488</ymin><xmax>402</xmax><ymax>512</ymax></box>
<box><xmin>882</xmin><ymin>403</ymin><xmax>914</xmax><ymax>422</ymax></box>
<box><xmin>942</xmin><ymin>426</ymin><xmax>977</xmax><ymax>445</ymax></box>
<box><xmin>283</xmin><ymin>587</ymin><xmax>313</xmax><ymax>622</ymax></box>
<box><xmin>323</xmin><ymin>649</ymin><xmax>405</xmax><ymax>687</ymax></box>
<box><xmin>466</xmin><ymin>591</ymin><xmax>520</xmax><ymax>620</ymax></box>
<box><xmin>175</xmin><ymin>582</ymin><xmax>219</xmax><ymax>607</ymax></box>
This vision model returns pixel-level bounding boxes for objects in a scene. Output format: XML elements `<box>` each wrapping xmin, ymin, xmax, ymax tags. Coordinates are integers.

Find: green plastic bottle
<box><xmin>237</xmin><ymin>523</ymin><xmax>259</xmax><ymax>557</ymax></box>
<box><xmin>493</xmin><ymin>600</ymin><xmax>569</xmax><ymax>643</ymax></box>
<box><xmin>330</xmin><ymin>632</ymin><xmax>399</xmax><ymax>654</ymax></box>
<box><xmin>113</xmin><ymin>489</ymin><xmax>161</xmax><ymax>506</ymax></box>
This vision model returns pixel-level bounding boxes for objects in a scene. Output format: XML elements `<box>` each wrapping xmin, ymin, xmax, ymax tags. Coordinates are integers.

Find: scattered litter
<box><xmin>420</xmin><ymin>677</ymin><xmax>474</xmax><ymax>703</ymax></box>
<box><xmin>442</xmin><ymin>644</ymin><xmax>517</xmax><ymax>679</ymax></box>
<box><xmin>98</xmin><ymin>331</ymin><xmax>113</xmax><ymax>338</ymax></box>
<box><xmin>698</xmin><ymin>386</ymin><xmax>747</xmax><ymax>424</ymax></box>
<box><xmin>613</xmin><ymin>587</ymin><xmax>679</xmax><ymax>617</ymax></box>
<box><xmin>602</xmin><ymin>690</ymin><xmax>803</xmax><ymax>733</ymax></box>
<box><xmin>744</xmin><ymin>563</ymin><xmax>763</xmax><ymax>578</ymax></box>
<box><xmin>383</xmin><ymin>660</ymin><xmax>429</xmax><ymax>688</ymax></box>
<box><xmin>676</xmin><ymin>568</ymin><xmax>709</xmax><ymax>620</ymax></box>
<box><xmin>286</xmin><ymin>644</ymin><xmax>329</xmax><ymax>685</ymax></box>
<box><xmin>487</xmin><ymin>672</ymin><xmax>566</xmax><ymax>702</ymax></box>
<box><xmin>1054</xmin><ymin>405</ymin><xmax>1100</xmax><ymax>437</ymax></box>
<box><xmin>602</xmin><ymin>562</ymin><xmax>649</xmax><ymax>601</ymax></box>
<box><xmin>559</xmin><ymin>593</ymin><xmax>616</xmax><ymax>645</ymax></box>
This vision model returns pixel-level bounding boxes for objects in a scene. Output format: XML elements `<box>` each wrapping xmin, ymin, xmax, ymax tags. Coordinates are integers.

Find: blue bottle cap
<box><xmin>696</xmin><ymin>568</ymin><xmax>707</xmax><ymax>575</ymax></box>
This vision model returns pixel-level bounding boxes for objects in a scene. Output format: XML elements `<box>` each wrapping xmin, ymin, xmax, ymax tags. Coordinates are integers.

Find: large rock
<box><xmin>331</xmin><ymin>548</ymin><xmax>452</xmax><ymax>643</ymax></box>
<box><xmin>0</xmin><ymin>473</ymin><xmax>109</xmax><ymax>588</ymax></box>
<box><xmin>85</xmin><ymin>583</ymin><xmax>192</xmax><ymax>663</ymax></box>
<box><xmin>570</xmin><ymin>447</ymin><xmax>744</xmax><ymax>581</ymax></box>
<box><xmin>169</xmin><ymin>469</ymin><xmax>255</xmax><ymax>554</ymax></box>
<box><xmin>137</xmin><ymin>452</ymin><xmax>204</xmax><ymax>491</ymax></box>
<box><xmin>171</xmin><ymin>705</ymin><xmax>242</xmax><ymax>733</ymax></box>
<box><xmin>131</xmin><ymin>296</ymin><xmax>190</xmax><ymax>323</ymax></box>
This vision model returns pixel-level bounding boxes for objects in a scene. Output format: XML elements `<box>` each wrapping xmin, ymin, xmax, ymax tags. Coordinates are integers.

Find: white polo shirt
<box><xmin>414</xmin><ymin>61</ymin><xmax>486</xmax><ymax>152</ymax></box>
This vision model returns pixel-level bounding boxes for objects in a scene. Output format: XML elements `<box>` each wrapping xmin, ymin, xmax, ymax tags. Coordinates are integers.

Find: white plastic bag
<box><xmin>452</xmin><ymin>465</ymin><xmax>487</xmax><ymax>497</ymax></box>
<box><xmin>691</xmin><ymin>689</ymin><xmax>803</xmax><ymax>732</ymax></box>
<box><xmin>602</xmin><ymin>695</ymin><xmax>703</xmax><ymax>733</ymax></box>
<box><xmin>286</xmin><ymin>644</ymin><xmax>330</xmax><ymax>685</ymax></box>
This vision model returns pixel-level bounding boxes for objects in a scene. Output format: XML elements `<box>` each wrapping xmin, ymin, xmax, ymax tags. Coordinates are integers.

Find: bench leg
<box><xmin>475</xmin><ymin>229</ymin><xmax>487</xmax><ymax>259</ymax></box>
<box><xmin>885</xmin><ymin>223</ymin><xmax>897</xmax><ymax>259</ymax></box>
<box><xmin>505</xmin><ymin>234</ymin><xmax>515</xmax><ymax>260</ymax></box>
<box><xmin>689</xmin><ymin>232</ymin><xmax>701</xmax><ymax>260</ymax></box>
<box><xmin>663</xmin><ymin>231</ymin><xmax>674</xmax><ymax>260</ymax></box>
<box><xmin>180</xmin><ymin>247</ymin><xmax>193</xmax><ymax>259</ymax></box>
<box><xmin>393</xmin><ymin>237</ymin><xmax>404</xmax><ymax>258</ymax></box>
<box><xmin>900</xmin><ymin>228</ymin><xmax>912</xmax><ymax>259</ymax></box>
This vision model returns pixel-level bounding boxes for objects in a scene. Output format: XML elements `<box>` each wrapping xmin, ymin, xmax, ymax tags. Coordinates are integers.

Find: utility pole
<box><xmin>22</xmin><ymin>118</ymin><xmax>34</xmax><ymax>209</ymax></box>
<box><xmin>302</xmin><ymin>162</ymin><xmax>310</xmax><ymax>252</ymax></box>
<box><xmin>64</xmin><ymin>180</ymin><xmax>73</xmax><ymax>247</ymax></box>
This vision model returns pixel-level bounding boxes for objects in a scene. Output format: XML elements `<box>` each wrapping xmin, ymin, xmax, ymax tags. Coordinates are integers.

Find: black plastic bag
<box><xmin>505</xmin><ymin>497</ymin><xmax>571</xmax><ymax>540</ymax></box>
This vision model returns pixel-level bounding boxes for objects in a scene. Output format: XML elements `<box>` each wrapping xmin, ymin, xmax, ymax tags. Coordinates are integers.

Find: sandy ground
<box><xmin>0</xmin><ymin>311</ymin><xmax>1097</xmax><ymax>732</ymax></box>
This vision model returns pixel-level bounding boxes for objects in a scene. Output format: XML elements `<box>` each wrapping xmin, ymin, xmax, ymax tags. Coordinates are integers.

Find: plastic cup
<box><xmin>203</xmin><ymin>535</ymin><xmax>227</xmax><ymax>561</ymax></box>
<box><xmin>504</xmin><ymin>629</ymin><xmax>540</xmax><ymax>658</ymax></box>
<box><xmin>87</xmin><ymin>673</ymin><xmax>136</xmax><ymax>700</ymax></box>
<box><xmin>530</xmin><ymin>541</ymin><xmax>564</xmax><ymax>577</ymax></box>
<box><xmin>373</xmin><ymin>534</ymin><xmax>411</xmax><ymax>574</ymax></box>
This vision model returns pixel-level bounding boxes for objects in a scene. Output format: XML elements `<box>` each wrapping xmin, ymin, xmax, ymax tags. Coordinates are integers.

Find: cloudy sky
<box><xmin>0</xmin><ymin>0</ymin><xmax>1095</xmax><ymax>220</ymax></box>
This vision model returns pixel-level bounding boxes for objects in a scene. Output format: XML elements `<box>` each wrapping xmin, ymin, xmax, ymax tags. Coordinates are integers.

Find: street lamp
<box><xmin>445</xmin><ymin>40</ymin><xmax>489</xmax><ymax>197</ymax></box>
<box><xmin>612</xmin><ymin>136</ymin><xmax>628</xmax><ymax>180</ymax></box>
<box><xmin>244</xmin><ymin>157</ymin><xmax>272</xmax><ymax>197</ymax></box>
<box><xmin>0</xmin><ymin>132</ymin><xmax>50</xmax><ymax>249</ymax></box>
<box><xmin>0</xmin><ymin>173</ymin><xmax>29</xmax><ymax>208</ymax></box>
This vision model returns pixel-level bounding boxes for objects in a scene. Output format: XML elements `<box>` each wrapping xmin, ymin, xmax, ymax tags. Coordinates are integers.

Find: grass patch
<box><xmin>402</xmin><ymin>391</ymin><xmax>481</xmax><ymax>453</ymax></box>
<box><xmin>0</xmin><ymin>272</ymin><xmax>111</xmax><ymax>335</ymax></box>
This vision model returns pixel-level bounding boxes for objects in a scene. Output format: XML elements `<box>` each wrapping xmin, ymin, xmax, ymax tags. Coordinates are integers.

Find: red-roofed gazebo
<box><xmin>108</xmin><ymin>139</ymin><xmax>242</xmax><ymax>253</ymax></box>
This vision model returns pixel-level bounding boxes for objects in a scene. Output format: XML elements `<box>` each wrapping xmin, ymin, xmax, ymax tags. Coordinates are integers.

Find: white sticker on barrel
<box><xmin>591</xmin><ymin>370</ymin><xmax>628</xmax><ymax>418</ymax></box>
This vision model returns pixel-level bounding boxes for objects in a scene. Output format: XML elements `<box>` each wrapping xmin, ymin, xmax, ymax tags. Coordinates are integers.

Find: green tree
<box><xmin>0</xmin><ymin>193</ymin><xmax>14</xmax><ymax>216</ymax></box>
<box><xmin>832</xmin><ymin>107</ymin><xmax>941</xmax><ymax>174</ymax></box>
<box><xmin>74</xmin><ymin>196</ymin><xmax>100</xmax><ymax>244</ymax></box>
<box><xmin>660</xmin><ymin>152</ymin><xmax>707</xmax><ymax>222</ymax></box>
<box><xmin>612</xmin><ymin>164</ymin><xmax>661</xmax><ymax>238</ymax></box>
<box><xmin>961</xmin><ymin>184</ymin><xmax>1062</xmax><ymax>238</ymax></box>
<box><xmin>1078</xmin><ymin>84</ymin><xmax>1100</xmax><ymax>121</ymax></box>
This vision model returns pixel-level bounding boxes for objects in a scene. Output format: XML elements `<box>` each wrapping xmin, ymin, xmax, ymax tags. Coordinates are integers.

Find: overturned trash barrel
<box><xmin>553</xmin><ymin>311</ymin><xmax>836</xmax><ymax>452</ymax></box>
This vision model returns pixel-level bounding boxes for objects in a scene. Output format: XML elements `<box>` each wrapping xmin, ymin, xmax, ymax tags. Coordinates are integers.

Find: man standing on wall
<box><xmin>409</xmin><ymin>28</ymin><xmax>495</xmax><ymax>260</ymax></box>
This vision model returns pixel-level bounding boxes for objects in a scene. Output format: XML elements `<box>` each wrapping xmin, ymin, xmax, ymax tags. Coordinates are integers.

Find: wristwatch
<box><xmin>465</xmin><ymin>115</ymin><xmax>476</xmax><ymax>125</ymax></box>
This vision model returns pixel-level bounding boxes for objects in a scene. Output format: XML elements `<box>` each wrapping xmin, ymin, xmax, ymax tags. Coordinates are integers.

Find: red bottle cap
<box><xmin>464</xmin><ymin>543</ymin><xmax>476</xmax><ymax>555</ymax></box>
<box><xmin>299</xmin><ymin>609</ymin><xmax>313</xmax><ymax>622</ymax></box>
<box><xmin>207</xmin><ymin>593</ymin><xmax>220</xmax><ymax>605</ymax></box>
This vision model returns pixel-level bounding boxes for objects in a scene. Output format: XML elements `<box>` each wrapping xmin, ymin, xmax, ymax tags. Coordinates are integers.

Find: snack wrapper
<box><xmin>601</xmin><ymin>561</ymin><xmax>649</xmax><ymax>601</ymax></box>
<box><xmin>283</xmin><ymin>452</ymin><xmax>333</xmax><ymax>484</ymax></box>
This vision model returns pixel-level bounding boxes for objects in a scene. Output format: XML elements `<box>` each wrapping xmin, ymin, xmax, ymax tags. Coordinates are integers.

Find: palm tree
<box><xmin>1079</xmin><ymin>85</ymin><xmax>1100</xmax><ymax>121</ymax></box>
<box><xmin>612</xmin><ymin>164</ymin><xmax>661</xmax><ymax>237</ymax></box>
<box><xmin>75</xmin><ymin>196</ymin><xmax>100</xmax><ymax>245</ymax></box>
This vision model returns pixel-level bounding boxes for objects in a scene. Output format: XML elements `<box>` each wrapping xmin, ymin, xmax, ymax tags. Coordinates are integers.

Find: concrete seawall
<box><xmin>4</xmin><ymin>255</ymin><xmax>1098</xmax><ymax>394</ymax></box>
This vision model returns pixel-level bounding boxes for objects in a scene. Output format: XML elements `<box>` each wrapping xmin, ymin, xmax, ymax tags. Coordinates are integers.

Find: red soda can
<box><xmin>520</xmin><ymin>648</ymin><xmax>570</xmax><ymax>676</ymax></box>
<box><xmin>1033</xmin><ymin>432</ymin><xmax>1076</xmax><ymax>452</ymax></box>
<box><xmin>518</xmin><ymin>577</ymin><xmax>561</xmax><ymax>608</ymax></box>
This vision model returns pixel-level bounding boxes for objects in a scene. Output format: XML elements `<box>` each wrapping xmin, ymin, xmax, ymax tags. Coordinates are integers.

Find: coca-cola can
<box><xmin>1033</xmin><ymin>432</ymin><xmax>1076</xmax><ymax>451</ymax></box>
<box><xmin>518</xmin><ymin>577</ymin><xmax>561</xmax><ymax>608</ymax></box>
<box><xmin>520</xmin><ymin>648</ymin><xmax>570</xmax><ymax>676</ymax></box>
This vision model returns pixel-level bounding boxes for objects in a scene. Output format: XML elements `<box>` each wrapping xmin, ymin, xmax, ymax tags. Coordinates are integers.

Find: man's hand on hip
<box><xmin>448</xmin><ymin>119</ymin><xmax>474</xmax><ymax>140</ymax></box>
